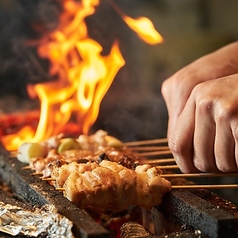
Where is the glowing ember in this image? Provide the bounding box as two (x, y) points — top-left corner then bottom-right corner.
(1, 0), (163, 151)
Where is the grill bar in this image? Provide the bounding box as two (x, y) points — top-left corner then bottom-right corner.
(160, 189), (238, 238)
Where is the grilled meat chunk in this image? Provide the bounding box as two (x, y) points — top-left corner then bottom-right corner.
(51, 160), (171, 212)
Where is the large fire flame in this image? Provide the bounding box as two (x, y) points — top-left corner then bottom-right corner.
(2, 0), (163, 151)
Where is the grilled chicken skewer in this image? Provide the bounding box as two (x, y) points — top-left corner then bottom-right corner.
(50, 160), (171, 212)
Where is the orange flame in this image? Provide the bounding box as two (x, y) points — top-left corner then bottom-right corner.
(123, 16), (163, 44)
(1, 0), (163, 151)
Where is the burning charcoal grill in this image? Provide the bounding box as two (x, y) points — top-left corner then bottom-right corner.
(0, 143), (238, 238)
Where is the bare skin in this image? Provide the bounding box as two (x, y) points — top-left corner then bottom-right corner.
(161, 42), (238, 173)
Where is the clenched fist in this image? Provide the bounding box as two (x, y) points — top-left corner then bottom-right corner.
(162, 42), (238, 173)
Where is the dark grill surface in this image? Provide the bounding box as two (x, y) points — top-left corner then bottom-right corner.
(159, 190), (238, 238)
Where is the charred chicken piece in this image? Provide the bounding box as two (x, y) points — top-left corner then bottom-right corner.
(51, 160), (171, 212)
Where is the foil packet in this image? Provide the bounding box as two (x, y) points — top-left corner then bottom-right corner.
(0, 201), (74, 237)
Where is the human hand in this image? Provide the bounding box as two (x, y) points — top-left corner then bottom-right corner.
(161, 42), (238, 173)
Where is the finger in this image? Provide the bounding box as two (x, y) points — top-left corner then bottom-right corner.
(231, 121), (238, 170)
(193, 98), (218, 172)
(169, 97), (198, 173)
(162, 76), (193, 138)
(215, 119), (236, 172)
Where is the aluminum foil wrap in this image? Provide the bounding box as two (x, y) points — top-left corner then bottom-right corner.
(0, 202), (74, 237)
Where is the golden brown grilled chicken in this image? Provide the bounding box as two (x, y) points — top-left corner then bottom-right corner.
(51, 160), (171, 212)
(51, 161), (99, 187)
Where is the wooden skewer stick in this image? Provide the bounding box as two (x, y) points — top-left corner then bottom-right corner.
(141, 158), (175, 164)
(162, 173), (238, 178)
(31, 172), (43, 176)
(22, 166), (32, 170)
(129, 146), (170, 151)
(135, 150), (172, 157)
(172, 184), (238, 189)
(56, 188), (65, 191)
(156, 165), (179, 170)
(42, 177), (56, 181)
(124, 138), (168, 147)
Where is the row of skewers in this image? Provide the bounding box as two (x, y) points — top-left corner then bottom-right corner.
(20, 133), (238, 192)
(13, 130), (238, 214)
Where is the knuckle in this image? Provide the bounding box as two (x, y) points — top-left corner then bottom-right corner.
(161, 76), (179, 98)
(196, 98), (214, 115)
(193, 86), (213, 111)
(192, 85), (215, 115)
(216, 103), (237, 123)
(161, 80), (169, 97)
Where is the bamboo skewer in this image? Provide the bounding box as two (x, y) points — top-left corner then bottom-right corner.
(31, 172), (43, 176)
(128, 146), (170, 151)
(161, 173), (238, 178)
(141, 158), (175, 164)
(42, 177), (56, 181)
(56, 188), (65, 191)
(22, 166), (32, 170)
(124, 138), (168, 146)
(156, 165), (179, 170)
(135, 150), (172, 157)
(172, 184), (238, 189)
